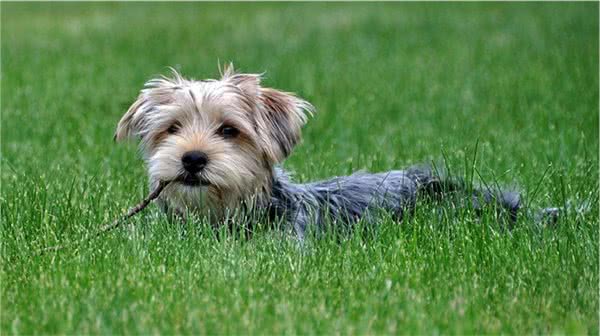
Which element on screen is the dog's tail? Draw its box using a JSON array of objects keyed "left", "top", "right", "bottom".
[{"left": 405, "top": 164, "right": 584, "bottom": 227}]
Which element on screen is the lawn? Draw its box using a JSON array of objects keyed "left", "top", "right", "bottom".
[{"left": 1, "top": 2, "right": 598, "bottom": 334}]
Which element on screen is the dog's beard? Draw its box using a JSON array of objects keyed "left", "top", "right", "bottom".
[{"left": 166, "top": 182, "right": 211, "bottom": 214}]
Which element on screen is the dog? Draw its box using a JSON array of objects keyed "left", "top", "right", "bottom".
[{"left": 115, "top": 64, "right": 558, "bottom": 238}]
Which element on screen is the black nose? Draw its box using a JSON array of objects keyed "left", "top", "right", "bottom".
[{"left": 181, "top": 151, "right": 208, "bottom": 173}]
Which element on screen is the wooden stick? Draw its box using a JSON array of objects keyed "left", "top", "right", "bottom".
[{"left": 38, "top": 180, "right": 170, "bottom": 255}]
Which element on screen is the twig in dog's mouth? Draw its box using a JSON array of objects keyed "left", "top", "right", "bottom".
[{"left": 38, "top": 180, "right": 171, "bottom": 255}]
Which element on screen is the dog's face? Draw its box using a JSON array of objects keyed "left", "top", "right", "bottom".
[{"left": 115, "top": 65, "right": 313, "bottom": 213}]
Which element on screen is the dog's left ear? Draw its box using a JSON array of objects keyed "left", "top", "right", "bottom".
[
  {"left": 222, "top": 64, "right": 314, "bottom": 163},
  {"left": 256, "top": 88, "right": 314, "bottom": 163}
]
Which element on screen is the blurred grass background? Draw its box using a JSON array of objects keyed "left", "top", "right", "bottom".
[{"left": 1, "top": 2, "right": 598, "bottom": 334}]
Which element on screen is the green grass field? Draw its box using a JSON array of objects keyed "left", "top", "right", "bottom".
[{"left": 2, "top": 3, "right": 598, "bottom": 334}]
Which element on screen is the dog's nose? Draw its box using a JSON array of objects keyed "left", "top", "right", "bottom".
[{"left": 182, "top": 151, "right": 208, "bottom": 173}]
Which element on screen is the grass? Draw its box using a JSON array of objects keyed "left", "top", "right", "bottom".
[{"left": 1, "top": 2, "right": 598, "bottom": 334}]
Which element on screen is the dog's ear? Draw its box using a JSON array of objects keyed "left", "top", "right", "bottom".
[
  {"left": 221, "top": 63, "right": 261, "bottom": 97},
  {"left": 114, "top": 94, "right": 146, "bottom": 142},
  {"left": 115, "top": 70, "right": 184, "bottom": 142},
  {"left": 255, "top": 88, "right": 314, "bottom": 163},
  {"left": 222, "top": 64, "right": 314, "bottom": 163}
]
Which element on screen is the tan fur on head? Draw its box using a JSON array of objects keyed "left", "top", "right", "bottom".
[
  {"left": 116, "top": 64, "right": 314, "bottom": 217},
  {"left": 220, "top": 63, "right": 314, "bottom": 163}
]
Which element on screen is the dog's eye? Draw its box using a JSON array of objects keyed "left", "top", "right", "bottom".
[
  {"left": 167, "top": 122, "right": 181, "bottom": 134},
  {"left": 219, "top": 125, "right": 240, "bottom": 138}
]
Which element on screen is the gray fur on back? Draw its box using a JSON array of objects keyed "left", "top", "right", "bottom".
[{"left": 266, "top": 165, "right": 520, "bottom": 239}]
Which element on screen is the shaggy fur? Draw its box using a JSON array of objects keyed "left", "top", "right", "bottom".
[
  {"left": 116, "top": 65, "right": 553, "bottom": 238},
  {"left": 267, "top": 166, "right": 522, "bottom": 239}
]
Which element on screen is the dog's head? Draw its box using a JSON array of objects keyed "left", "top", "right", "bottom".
[{"left": 115, "top": 64, "right": 313, "bottom": 212}]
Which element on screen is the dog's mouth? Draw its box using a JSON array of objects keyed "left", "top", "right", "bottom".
[{"left": 176, "top": 173, "right": 210, "bottom": 187}]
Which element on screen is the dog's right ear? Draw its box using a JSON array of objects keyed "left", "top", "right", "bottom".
[
  {"left": 115, "top": 70, "right": 184, "bottom": 142},
  {"left": 114, "top": 94, "right": 146, "bottom": 142}
]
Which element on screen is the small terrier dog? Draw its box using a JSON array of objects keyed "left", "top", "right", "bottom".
[{"left": 115, "top": 64, "right": 551, "bottom": 238}]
